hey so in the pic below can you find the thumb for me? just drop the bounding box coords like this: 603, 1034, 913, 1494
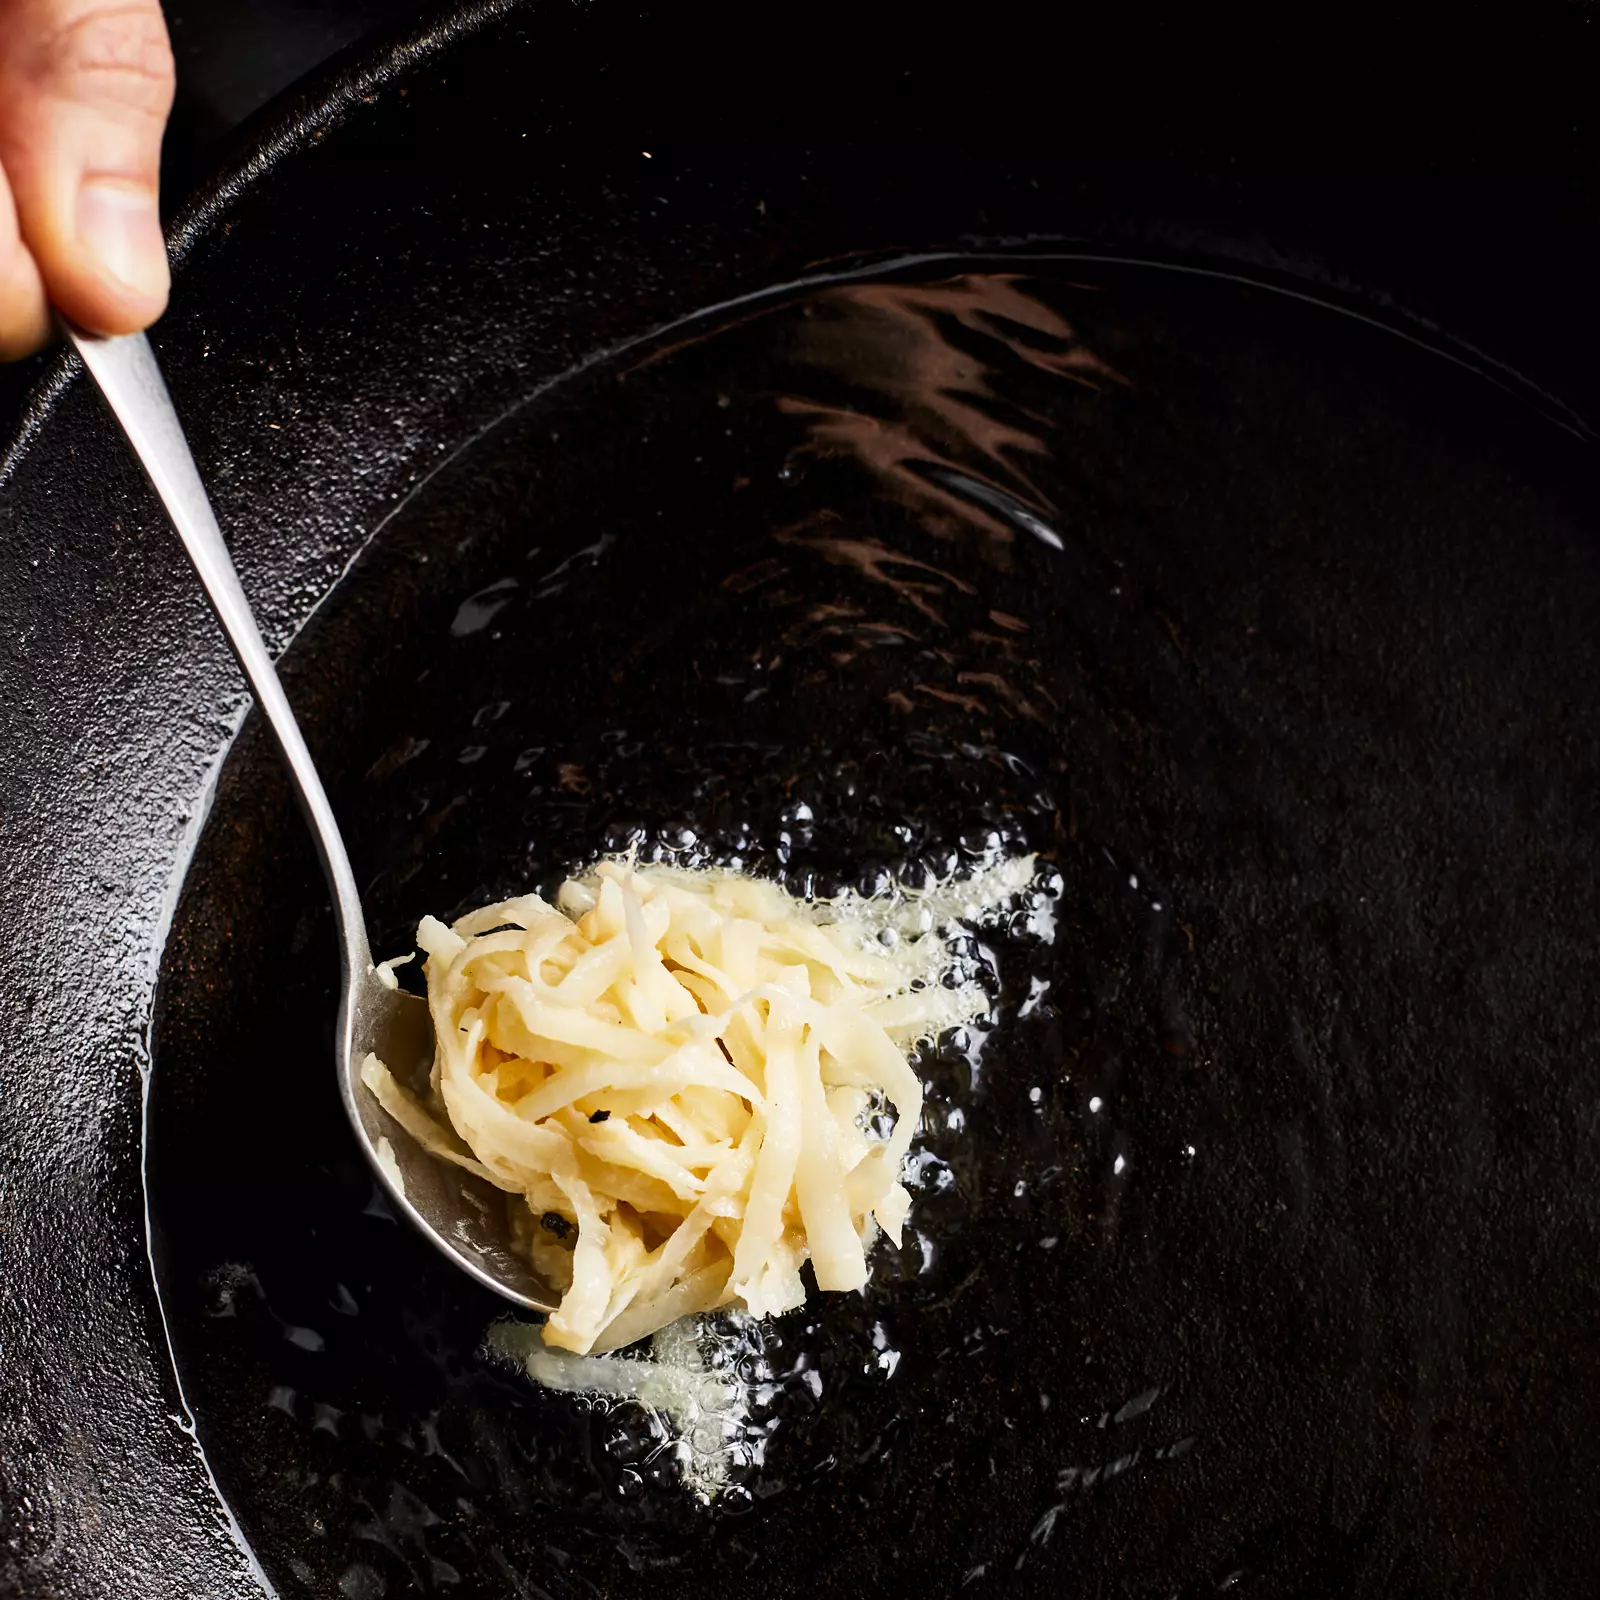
0, 0, 174, 336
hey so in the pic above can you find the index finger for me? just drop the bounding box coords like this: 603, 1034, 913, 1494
0, 158, 50, 360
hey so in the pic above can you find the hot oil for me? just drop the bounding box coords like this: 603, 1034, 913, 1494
148, 261, 1342, 1598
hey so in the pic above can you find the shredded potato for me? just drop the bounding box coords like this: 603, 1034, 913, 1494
364, 856, 1030, 1354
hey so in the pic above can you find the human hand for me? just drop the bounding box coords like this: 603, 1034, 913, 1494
0, 0, 174, 358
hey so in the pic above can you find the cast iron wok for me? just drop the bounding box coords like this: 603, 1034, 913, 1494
4, 3, 1600, 1597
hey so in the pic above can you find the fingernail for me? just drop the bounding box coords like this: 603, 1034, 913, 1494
76, 179, 169, 301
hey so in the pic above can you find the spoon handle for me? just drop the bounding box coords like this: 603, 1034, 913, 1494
67, 324, 372, 978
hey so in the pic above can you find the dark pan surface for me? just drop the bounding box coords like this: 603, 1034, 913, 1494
3, 5, 1600, 1598
148, 256, 1600, 1598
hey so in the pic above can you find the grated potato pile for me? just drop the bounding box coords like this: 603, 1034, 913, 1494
364, 855, 1030, 1354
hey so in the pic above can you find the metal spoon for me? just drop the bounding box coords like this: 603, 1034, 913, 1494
69, 324, 556, 1314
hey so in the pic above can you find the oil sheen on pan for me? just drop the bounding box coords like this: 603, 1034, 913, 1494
147, 261, 1600, 1598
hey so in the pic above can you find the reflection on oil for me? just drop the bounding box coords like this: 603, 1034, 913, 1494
778, 273, 1126, 555
762, 274, 1125, 748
